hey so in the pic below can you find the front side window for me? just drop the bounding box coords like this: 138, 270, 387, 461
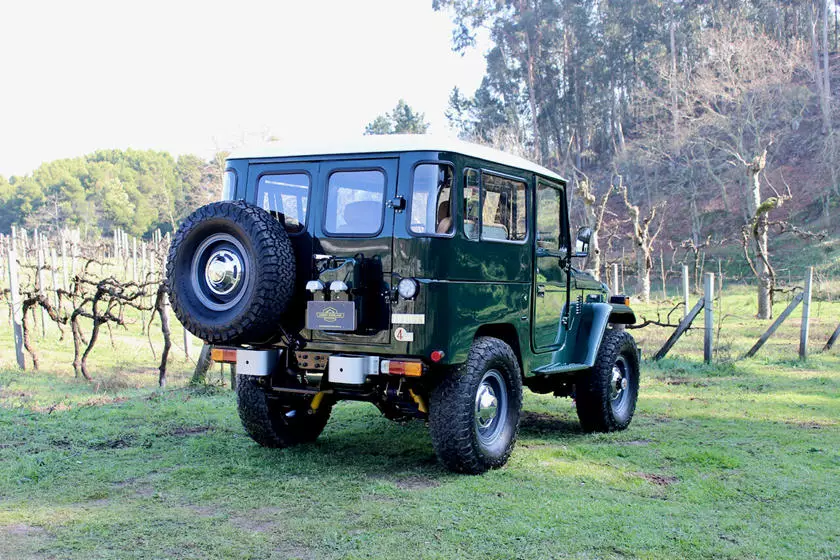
536, 182, 563, 253
325, 170, 386, 235
257, 173, 310, 234
222, 170, 236, 200
410, 163, 454, 235
481, 173, 527, 242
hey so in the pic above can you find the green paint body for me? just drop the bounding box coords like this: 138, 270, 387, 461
226, 149, 635, 379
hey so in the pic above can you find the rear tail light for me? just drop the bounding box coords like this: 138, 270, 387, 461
210, 347, 237, 363
380, 360, 423, 377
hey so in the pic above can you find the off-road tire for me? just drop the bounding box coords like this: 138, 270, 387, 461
166, 200, 295, 346
236, 375, 332, 448
575, 329, 640, 432
429, 337, 523, 474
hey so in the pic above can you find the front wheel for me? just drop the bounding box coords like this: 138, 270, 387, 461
575, 329, 640, 432
429, 337, 523, 474
236, 376, 331, 448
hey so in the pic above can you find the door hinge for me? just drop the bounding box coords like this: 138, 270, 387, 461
387, 196, 406, 212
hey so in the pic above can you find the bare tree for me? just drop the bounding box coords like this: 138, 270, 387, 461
573, 170, 613, 280
619, 178, 664, 303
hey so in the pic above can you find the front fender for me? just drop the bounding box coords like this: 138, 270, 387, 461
608, 303, 636, 325
572, 302, 612, 367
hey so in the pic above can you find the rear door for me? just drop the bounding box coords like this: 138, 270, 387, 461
248, 162, 320, 332
309, 158, 399, 345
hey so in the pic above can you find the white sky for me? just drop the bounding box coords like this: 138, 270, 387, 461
0, 0, 488, 178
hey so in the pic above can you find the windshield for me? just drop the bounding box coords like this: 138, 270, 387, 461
324, 169, 386, 235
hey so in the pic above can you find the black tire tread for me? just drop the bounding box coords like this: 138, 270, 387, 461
576, 329, 639, 433
166, 200, 295, 345
429, 337, 523, 474
236, 375, 331, 448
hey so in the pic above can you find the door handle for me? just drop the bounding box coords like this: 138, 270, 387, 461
536, 285, 546, 298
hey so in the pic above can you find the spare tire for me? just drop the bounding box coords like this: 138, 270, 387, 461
166, 200, 295, 345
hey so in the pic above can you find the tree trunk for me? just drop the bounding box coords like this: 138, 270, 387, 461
746, 155, 773, 319
637, 245, 651, 303
822, 0, 832, 133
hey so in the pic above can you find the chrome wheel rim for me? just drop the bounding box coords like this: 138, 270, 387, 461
610, 355, 631, 416
190, 233, 250, 311
205, 249, 242, 296
475, 369, 507, 444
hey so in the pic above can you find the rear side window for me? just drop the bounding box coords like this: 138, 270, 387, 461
481, 172, 527, 242
410, 163, 454, 235
463, 169, 480, 240
325, 170, 386, 235
222, 170, 236, 200
257, 173, 310, 234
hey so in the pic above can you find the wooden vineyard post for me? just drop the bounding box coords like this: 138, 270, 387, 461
183, 329, 193, 361
660, 249, 667, 300
654, 297, 705, 361
704, 272, 714, 364
37, 246, 47, 338
61, 233, 69, 293
132, 237, 138, 282
7, 249, 25, 369
825, 322, 840, 351
744, 293, 804, 359
682, 265, 690, 318
50, 248, 60, 309
800, 267, 813, 360
612, 263, 619, 296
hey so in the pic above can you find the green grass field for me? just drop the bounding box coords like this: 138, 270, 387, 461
0, 288, 838, 559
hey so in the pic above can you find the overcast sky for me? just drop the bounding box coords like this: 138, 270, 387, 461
0, 0, 488, 178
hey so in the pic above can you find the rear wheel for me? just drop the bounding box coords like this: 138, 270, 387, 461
575, 329, 640, 432
236, 376, 331, 448
429, 337, 523, 474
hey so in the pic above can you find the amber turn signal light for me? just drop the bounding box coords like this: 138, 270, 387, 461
381, 360, 423, 377
210, 347, 237, 363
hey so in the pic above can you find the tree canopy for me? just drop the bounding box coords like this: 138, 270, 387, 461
0, 149, 224, 237
364, 99, 430, 135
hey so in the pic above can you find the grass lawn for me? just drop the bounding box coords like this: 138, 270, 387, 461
0, 288, 838, 559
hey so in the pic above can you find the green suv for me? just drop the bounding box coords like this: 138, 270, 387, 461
166, 135, 639, 474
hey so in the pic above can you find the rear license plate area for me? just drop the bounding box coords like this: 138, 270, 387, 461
306, 301, 357, 331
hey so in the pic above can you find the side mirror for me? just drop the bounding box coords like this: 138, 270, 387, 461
574, 226, 592, 257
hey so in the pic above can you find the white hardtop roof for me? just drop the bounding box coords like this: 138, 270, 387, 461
227, 134, 564, 182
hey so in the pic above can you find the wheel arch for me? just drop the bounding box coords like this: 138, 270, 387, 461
474, 323, 524, 378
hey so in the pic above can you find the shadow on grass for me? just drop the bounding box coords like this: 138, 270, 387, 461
518, 410, 584, 439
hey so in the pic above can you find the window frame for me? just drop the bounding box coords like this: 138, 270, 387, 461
406, 160, 457, 239
222, 169, 238, 201
321, 166, 388, 238
477, 168, 529, 245
535, 179, 567, 258
255, 170, 313, 237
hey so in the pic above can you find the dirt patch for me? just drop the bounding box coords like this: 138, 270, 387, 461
3, 524, 47, 537
229, 507, 286, 533
663, 378, 710, 387
169, 426, 214, 437
391, 475, 440, 490
785, 420, 836, 429
89, 437, 135, 450
273, 543, 315, 560
1, 523, 54, 559
632, 472, 678, 486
